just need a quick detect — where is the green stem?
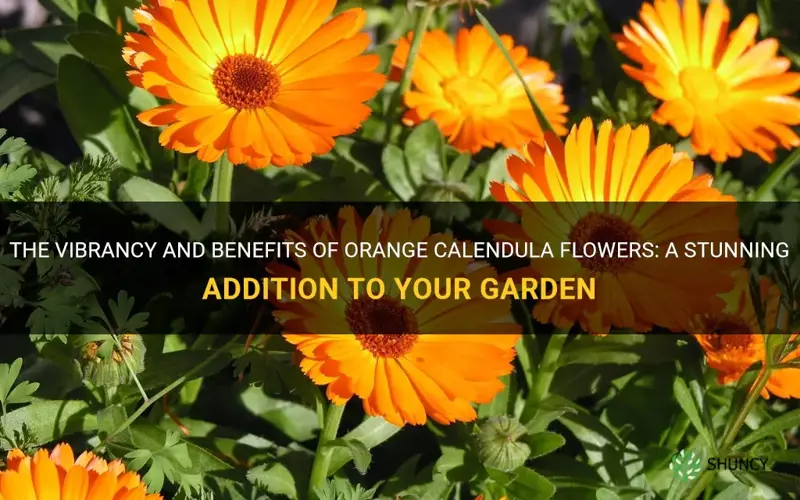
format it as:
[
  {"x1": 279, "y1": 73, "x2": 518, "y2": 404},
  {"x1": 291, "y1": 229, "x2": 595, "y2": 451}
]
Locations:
[
  {"x1": 754, "y1": 148, "x2": 800, "y2": 201},
  {"x1": 214, "y1": 155, "x2": 235, "y2": 235},
  {"x1": 384, "y1": 2, "x2": 437, "y2": 142},
  {"x1": 98, "y1": 335, "x2": 241, "y2": 448},
  {"x1": 529, "y1": 331, "x2": 569, "y2": 405},
  {"x1": 683, "y1": 367, "x2": 772, "y2": 499},
  {"x1": 309, "y1": 402, "x2": 347, "y2": 498}
]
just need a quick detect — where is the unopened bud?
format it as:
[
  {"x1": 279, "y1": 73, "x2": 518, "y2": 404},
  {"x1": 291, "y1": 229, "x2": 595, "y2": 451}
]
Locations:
[{"x1": 476, "y1": 415, "x2": 530, "y2": 472}]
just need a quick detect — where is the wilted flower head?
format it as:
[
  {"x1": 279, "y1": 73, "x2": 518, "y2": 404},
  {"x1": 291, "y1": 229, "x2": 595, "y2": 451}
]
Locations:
[{"x1": 78, "y1": 334, "x2": 146, "y2": 388}]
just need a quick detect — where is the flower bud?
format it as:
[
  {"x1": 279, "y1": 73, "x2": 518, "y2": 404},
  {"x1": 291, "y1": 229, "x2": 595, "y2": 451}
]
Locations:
[
  {"x1": 78, "y1": 334, "x2": 146, "y2": 388},
  {"x1": 476, "y1": 415, "x2": 530, "y2": 472}
]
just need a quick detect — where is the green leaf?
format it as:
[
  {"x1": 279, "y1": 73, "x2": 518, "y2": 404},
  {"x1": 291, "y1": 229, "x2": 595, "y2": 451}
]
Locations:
[
  {"x1": 382, "y1": 144, "x2": 414, "y2": 201},
  {"x1": 94, "y1": 0, "x2": 138, "y2": 32},
  {"x1": 756, "y1": 0, "x2": 773, "y2": 36},
  {"x1": 6, "y1": 381, "x2": 40, "y2": 406},
  {"x1": 6, "y1": 26, "x2": 78, "y2": 75},
  {"x1": 733, "y1": 408, "x2": 800, "y2": 451},
  {"x1": 478, "y1": 374, "x2": 512, "y2": 418},
  {"x1": 0, "y1": 400, "x2": 97, "y2": 448},
  {"x1": 0, "y1": 129, "x2": 28, "y2": 157},
  {"x1": 434, "y1": 445, "x2": 466, "y2": 478},
  {"x1": 71, "y1": 16, "x2": 158, "y2": 114},
  {"x1": 97, "y1": 404, "x2": 131, "y2": 442},
  {"x1": 526, "y1": 431, "x2": 566, "y2": 459},
  {"x1": 119, "y1": 424, "x2": 249, "y2": 499},
  {"x1": 67, "y1": 32, "x2": 127, "y2": 73},
  {"x1": 380, "y1": 455, "x2": 423, "y2": 498},
  {"x1": 525, "y1": 404, "x2": 578, "y2": 434},
  {"x1": 0, "y1": 163, "x2": 36, "y2": 200},
  {"x1": 133, "y1": 349, "x2": 233, "y2": 392},
  {"x1": 124, "y1": 430, "x2": 193, "y2": 493},
  {"x1": 487, "y1": 467, "x2": 556, "y2": 499},
  {"x1": 108, "y1": 290, "x2": 136, "y2": 329},
  {"x1": 39, "y1": 0, "x2": 82, "y2": 20},
  {"x1": 446, "y1": 152, "x2": 470, "y2": 182},
  {"x1": 126, "y1": 449, "x2": 153, "y2": 471},
  {"x1": 313, "y1": 478, "x2": 378, "y2": 500},
  {"x1": 750, "y1": 471, "x2": 800, "y2": 494},
  {"x1": 596, "y1": 488, "x2": 621, "y2": 500},
  {"x1": 57, "y1": 55, "x2": 149, "y2": 171},
  {"x1": 481, "y1": 148, "x2": 511, "y2": 199},
  {"x1": 560, "y1": 343, "x2": 642, "y2": 365},
  {"x1": 711, "y1": 482, "x2": 751, "y2": 500},
  {"x1": 181, "y1": 157, "x2": 211, "y2": 201},
  {"x1": 247, "y1": 463, "x2": 297, "y2": 499},
  {"x1": 326, "y1": 438, "x2": 372, "y2": 475},
  {"x1": 239, "y1": 386, "x2": 319, "y2": 442},
  {"x1": 766, "y1": 448, "x2": 800, "y2": 464},
  {"x1": 26, "y1": 294, "x2": 83, "y2": 335},
  {"x1": 673, "y1": 377, "x2": 715, "y2": 450},
  {"x1": 117, "y1": 176, "x2": 209, "y2": 241},
  {"x1": 0, "y1": 59, "x2": 53, "y2": 114},
  {"x1": 404, "y1": 121, "x2": 444, "y2": 185},
  {"x1": 0, "y1": 358, "x2": 24, "y2": 404},
  {"x1": 77, "y1": 12, "x2": 118, "y2": 34},
  {"x1": 328, "y1": 417, "x2": 401, "y2": 474},
  {"x1": 0, "y1": 254, "x2": 23, "y2": 305}
]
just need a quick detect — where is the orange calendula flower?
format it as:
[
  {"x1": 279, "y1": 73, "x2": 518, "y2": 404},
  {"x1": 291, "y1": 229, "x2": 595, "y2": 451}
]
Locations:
[
  {"x1": 486, "y1": 118, "x2": 742, "y2": 334},
  {"x1": 0, "y1": 443, "x2": 163, "y2": 500},
  {"x1": 124, "y1": 0, "x2": 386, "y2": 168},
  {"x1": 691, "y1": 270, "x2": 800, "y2": 399},
  {"x1": 615, "y1": 0, "x2": 800, "y2": 163},
  {"x1": 391, "y1": 26, "x2": 569, "y2": 154},
  {"x1": 270, "y1": 207, "x2": 521, "y2": 427}
]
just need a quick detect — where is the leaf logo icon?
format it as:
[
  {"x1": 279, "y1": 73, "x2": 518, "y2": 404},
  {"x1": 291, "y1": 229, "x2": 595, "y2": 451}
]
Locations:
[{"x1": 670, "y1": 449, "x2": 703, "y2": 481}]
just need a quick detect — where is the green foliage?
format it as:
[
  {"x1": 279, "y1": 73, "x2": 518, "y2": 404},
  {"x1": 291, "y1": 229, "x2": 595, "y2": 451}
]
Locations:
[
  {"x1": 326, "y1": 439, "x2": 372, "y2": 475},
  {"x1": 314, "y1": 478, "x2": 380, "y2": 500},
  {"x1": 126, "y1": 431, "x2": 193, "y2": 493},
  {"x1": 118, "y1": 176, "x2": 209, "y2": 240},
  {"x1": 0, "y1": 1, "x2": 799, "y2": 500},
  {"x1": 247, "y1": 462, "x2": 298, "y2": 498},
  {"x1": 0, "y1": 130, "x2": 34, "y2": 199},
  {"x1": 0, "y1": 359, "x2": 39, "y2": 414}
]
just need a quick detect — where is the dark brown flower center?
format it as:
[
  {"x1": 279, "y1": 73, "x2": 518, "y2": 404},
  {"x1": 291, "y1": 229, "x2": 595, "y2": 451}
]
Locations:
[
  {"x1": 569, "y1": 212, "x2": 641, "y2": 273},
  {"x1": 212, "y1": 54, "x2": 281, "y2": 110},
  {"x1": 701, "y1": 314, "x2": 756, "y2": 351},
  {"x1": 346, "y1": 297, "x2": 419, "y2": 358}
]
